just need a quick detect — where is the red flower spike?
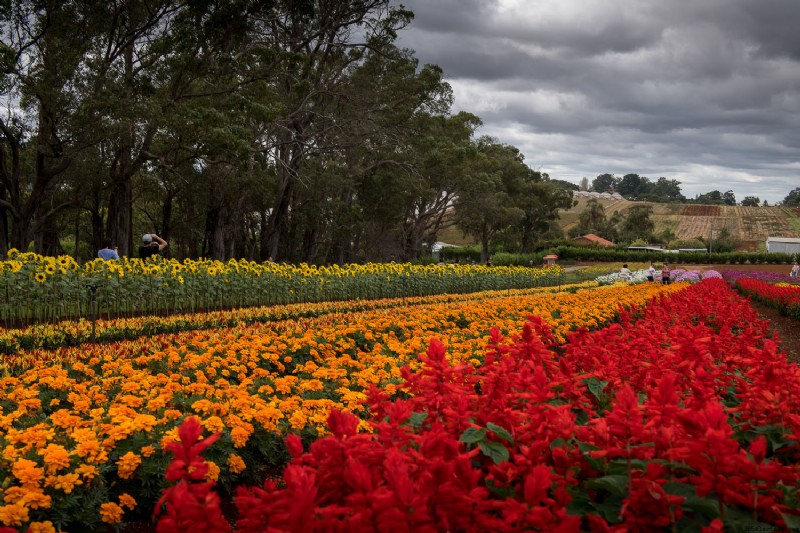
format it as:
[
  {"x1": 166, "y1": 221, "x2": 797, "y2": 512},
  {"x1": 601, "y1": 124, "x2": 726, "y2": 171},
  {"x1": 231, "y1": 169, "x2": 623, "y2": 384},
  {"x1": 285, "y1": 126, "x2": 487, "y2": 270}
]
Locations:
[
  {"x1": 750, "y1": 435, "x2": 767, "y2": 464},
  {"x1": 285, "y1": 433, "x2": 304, "y2": 458},
  {"x1": 327, "y1": 409, "x2": 359, "y2": 438}
]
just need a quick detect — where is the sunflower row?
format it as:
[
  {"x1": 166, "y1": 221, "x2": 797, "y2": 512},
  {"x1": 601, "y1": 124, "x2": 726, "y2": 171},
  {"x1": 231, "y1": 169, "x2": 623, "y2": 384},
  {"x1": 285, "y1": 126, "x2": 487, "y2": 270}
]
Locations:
[
  {"x1": 0, "y1": 282, "x2": 682, "y2": 530},
  {"x1": 1, "y1": 251, "x2": 562, "y2": 324}
]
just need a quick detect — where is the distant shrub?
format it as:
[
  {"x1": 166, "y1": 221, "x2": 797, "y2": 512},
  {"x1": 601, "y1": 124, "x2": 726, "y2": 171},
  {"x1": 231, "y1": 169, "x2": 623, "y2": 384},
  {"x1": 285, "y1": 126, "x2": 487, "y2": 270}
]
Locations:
[{"x1": 667, "y1": 238, "x2": 705, "y2": 250}]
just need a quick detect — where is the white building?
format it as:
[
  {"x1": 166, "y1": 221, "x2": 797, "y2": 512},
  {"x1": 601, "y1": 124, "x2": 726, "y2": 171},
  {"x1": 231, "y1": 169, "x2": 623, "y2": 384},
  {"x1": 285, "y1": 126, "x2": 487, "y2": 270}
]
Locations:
[{"x1": 766, "y1": 237, "x2": 800, "y2": 254}]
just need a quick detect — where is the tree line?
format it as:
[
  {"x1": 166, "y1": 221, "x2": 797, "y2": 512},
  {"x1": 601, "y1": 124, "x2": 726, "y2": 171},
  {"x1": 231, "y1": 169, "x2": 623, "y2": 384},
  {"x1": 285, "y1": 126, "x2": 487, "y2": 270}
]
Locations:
[
  {"x1": 586, "y1": 174, "x2": 800, "y2": 207},
  {"x1": 0, "y1": 0, "x2": 571, "y2": 264}
]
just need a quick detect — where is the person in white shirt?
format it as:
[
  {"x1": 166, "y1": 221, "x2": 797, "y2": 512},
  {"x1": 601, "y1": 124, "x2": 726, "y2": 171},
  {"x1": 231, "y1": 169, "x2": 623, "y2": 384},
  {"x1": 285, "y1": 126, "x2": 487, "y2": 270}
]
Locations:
[
  {"x1": 647, "y1": 261, "x2": 656, "y2": 282},
  {"x1": 619, "y1": 264, "x2": 632, "y2": 282}
]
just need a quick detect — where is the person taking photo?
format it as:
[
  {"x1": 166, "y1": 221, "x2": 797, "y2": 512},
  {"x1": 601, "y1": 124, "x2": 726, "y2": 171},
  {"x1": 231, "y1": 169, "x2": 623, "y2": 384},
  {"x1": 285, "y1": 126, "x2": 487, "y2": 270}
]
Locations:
[{"x1": 139, "y1": 233, "x2": 168, "y2": 260}]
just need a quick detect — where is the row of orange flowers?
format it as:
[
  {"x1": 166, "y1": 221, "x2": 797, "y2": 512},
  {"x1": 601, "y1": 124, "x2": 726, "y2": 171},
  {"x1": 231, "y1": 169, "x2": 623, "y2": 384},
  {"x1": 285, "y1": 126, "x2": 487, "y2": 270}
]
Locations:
[
  {"x1": 0, "y1": 281, "x2": 684, "y2": 530},
  {"x1": 1, "y1": 282, "x2": 600, "y2": 362}
]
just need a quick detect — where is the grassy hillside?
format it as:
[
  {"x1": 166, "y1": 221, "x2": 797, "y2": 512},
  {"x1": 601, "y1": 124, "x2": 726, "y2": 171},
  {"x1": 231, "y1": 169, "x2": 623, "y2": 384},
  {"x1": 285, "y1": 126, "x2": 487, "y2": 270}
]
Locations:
[
  {"x1": 559, "y1": 198, "x2": 800, "y2": 251},
  {"x1": 434, "y1": 199, "x2": 800, "y2": 252}
]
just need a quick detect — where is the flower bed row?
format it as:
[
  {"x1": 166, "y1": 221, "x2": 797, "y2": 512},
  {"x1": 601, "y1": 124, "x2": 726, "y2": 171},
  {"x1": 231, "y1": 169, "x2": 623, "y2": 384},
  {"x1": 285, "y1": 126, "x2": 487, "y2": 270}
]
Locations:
[
  {"x1": 159, "y1": 278, "x2": 800, "y2": 532},
  {"x1": 1, "y1": 251, "x2": 562, "y2": 324},
  {"x1": 0, "y1": 282, "x2": 680, "y2": 531},
  {"x1": 733, "y1": 277, "x2": 800, "y2": 319},
  {"x1": 0, "y1": 281, "x2": 602, "y2": 359},
  {"x1": 721, "y1": 269, "x2": 798, "y2": 286}
]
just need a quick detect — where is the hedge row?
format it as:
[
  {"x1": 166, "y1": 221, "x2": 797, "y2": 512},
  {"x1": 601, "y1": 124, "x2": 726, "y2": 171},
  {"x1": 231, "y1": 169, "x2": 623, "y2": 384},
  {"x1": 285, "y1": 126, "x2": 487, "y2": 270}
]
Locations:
[{"x1": 441, "y1": 246, "x2": 797, "y2": 266}]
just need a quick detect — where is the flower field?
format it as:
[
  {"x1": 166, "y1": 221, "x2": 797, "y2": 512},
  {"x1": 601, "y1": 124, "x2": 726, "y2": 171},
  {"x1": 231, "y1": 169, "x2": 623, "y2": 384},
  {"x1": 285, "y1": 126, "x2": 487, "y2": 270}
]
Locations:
[
  {"x1": 0, "y1": 281, "x2": 680, "y2": 531},
  {"x1": 733, "y1": 278, "x2": 800, "y2": 319},
  {"x1": 0, "y1": 251, "x2": 562, "y2": 324},
  {"x1": 157, "y1": 279, "x2": 800, "y2": 532},
  {"x1": 0, "y1": 281, "x2": 602, "y2": 361},
  {"x1": 1, "y1": 274, "x2": 799, "y2": 531}
]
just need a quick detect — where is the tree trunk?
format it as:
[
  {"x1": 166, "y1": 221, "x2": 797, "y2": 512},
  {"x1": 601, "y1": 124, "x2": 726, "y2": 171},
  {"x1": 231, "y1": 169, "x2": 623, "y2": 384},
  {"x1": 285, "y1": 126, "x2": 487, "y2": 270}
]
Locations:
[
  {"x1": 264, "y1": 157, "x2": 295, "y2": 261},
  {"x1": 0, "y1": 188, "x2": 8, "y2": 256}
]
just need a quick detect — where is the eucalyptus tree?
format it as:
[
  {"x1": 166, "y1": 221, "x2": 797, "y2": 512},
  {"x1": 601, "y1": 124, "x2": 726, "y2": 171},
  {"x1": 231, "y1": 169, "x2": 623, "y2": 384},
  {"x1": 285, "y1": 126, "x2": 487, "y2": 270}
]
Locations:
[
  {"x1": 248, "y1": 0, "x2": 413, "y2": 261},
  {"x1": 454, "y1": 138, "x2": 529, "y2": 263},
  {"x1": 0, "y1": 0, "x2": 191, "y2": 254},
  {"x1": 513, "y1": 174, "x2": 574, "y2": 252}
]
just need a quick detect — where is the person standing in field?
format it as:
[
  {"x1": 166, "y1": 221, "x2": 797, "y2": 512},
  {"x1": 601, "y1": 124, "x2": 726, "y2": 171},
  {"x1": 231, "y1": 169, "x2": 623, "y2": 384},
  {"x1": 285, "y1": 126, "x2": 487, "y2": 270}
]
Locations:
[
  {"x1": 647, "y1": 261, "x2": 656, "y2": 282},
  {"x1": 791, "y1": 262, "x2": 799, "y2": 278},
  {"x1": 661, "y1": 262, "x2": 671, "y2": 284},
  {"x1": 139, "y1": 233, "x2": 168, "y2": 260},
  {"x1": 97, "y1": 238, "x2": 119, "y2": 260},
  {"x1": 619, "y1": 264, "x2": 632, "y2": 282}
]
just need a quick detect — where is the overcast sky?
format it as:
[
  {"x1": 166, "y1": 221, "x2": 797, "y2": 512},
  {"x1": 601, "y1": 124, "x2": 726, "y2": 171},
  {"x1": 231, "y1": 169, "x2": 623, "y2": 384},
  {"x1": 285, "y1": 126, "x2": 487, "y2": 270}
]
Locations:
[{"x1": 394, "y1": 0, "x2": 800, "y2": 204}]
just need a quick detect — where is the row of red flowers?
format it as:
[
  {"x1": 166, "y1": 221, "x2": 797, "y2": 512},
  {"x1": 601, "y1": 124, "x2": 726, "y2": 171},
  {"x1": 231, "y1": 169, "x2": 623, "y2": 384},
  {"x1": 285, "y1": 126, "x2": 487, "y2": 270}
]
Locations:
[
  {"x1": 152, "y1": 278, "x2": 800, "y2": 532},
  {"x1": 734, "y1": 277, "x2": 800, "y2": 319}
]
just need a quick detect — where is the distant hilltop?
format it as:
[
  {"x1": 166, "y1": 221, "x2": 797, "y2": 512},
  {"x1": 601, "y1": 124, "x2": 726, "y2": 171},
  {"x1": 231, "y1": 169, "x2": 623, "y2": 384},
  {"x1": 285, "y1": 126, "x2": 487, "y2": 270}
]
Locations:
[{"x1": 559, "y1": 196, "x2": 800, "y2": 252}]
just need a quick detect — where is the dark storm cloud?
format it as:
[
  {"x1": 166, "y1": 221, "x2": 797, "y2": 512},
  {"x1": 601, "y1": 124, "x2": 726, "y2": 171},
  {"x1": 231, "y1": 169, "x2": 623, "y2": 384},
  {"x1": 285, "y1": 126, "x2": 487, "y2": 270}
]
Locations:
[{"x1": 394, "y1": 0, "x2": 800, "y2": 201}]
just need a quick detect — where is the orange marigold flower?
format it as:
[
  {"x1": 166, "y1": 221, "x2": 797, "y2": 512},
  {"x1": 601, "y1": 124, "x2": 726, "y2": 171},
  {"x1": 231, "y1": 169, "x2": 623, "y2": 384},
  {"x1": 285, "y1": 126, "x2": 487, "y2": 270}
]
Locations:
[
  {"x1": 289, "y1": 410, "x2": 307, "y2": 430},
  {"x1": 75, "y1": 464, "x2": 99, "y2": 480},
  {"x1": 2, "y1": 486, "x2": 51, "y2": 510},
  {"x1": 27, "y1": 521, "x2": 57, "y2": 533},
  {"x1": 40, "y1": 443, "x2": 71, "y2": 474},
  {"x1": 230, "y1": 426, "x2": 249, "y2": 448},
  {"x1": 119, "y1": 493, "x2": 136, "y2": 510},
  {"x1": 0, "y1": 502, "x2": 29, "y2": 527},
  {"x1": 12, "y1": 458, "x2": 44, "y2": 487},
  {"x1": 203, "y1": 416, "x2": 225, "y2": 434},
  {"x1": 227, "y1": 454, "x2": 246, "y2": 474},
  {"x1": 141, "y1": 445, "x2": 156, "y2": 458},
  {"x1": 53, "y1": 473, "x2": 82, "y2": 494},
  {"x1": 204, "y1": 461, "x2": 220, "y2": 482},
  {"x1": 116, "y1": 451, "x2": 142, "y2": 480},
  {"x1": 100, "y1": 502, "x2": 124, "y2": 524}
]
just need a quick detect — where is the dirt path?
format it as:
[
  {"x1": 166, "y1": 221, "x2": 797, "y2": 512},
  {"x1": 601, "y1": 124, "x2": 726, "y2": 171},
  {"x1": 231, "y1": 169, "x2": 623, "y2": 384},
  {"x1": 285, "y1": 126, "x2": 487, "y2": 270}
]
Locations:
[{"x1": 748, "y1": 300, "x2": 800, "y2": 364}]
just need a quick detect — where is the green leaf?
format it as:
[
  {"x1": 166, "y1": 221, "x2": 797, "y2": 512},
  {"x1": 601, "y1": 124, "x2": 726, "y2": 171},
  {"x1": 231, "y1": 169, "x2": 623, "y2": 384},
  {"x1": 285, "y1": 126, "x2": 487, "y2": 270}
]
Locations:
[
  {"x1": 681, "y1": 496, "x2": 720, "y2": 519},
  {"x1": 479, "y1": 441, "x2": 510, "y2": 464},
  {"x1": 486, "y1": 478, "x2": 516, "y2": 498},
  {"x1": 664, "y1": 482, "x2": 698, "y2": 498},
  {"x1": 406, "y1": 412, "x2": 428, "y2": 428},
  {"x1": 459, "y1": 427, "x2": 487, "y2": 444},
  {"x1": 781, "y1": 513, "x2": 800, "y2": 529},
  {"x1": 584, "y1": 377, "x2": 609, "y2": 400},
  {"x1": 586, "y1": 475, "x2": 628, "y2": 495},
  {"x1": 573, "y1": 408, "x2": 589, "y2": 426},
  {"x1": 486, "y1": 422, "x2": 513, "y2": 443}
]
